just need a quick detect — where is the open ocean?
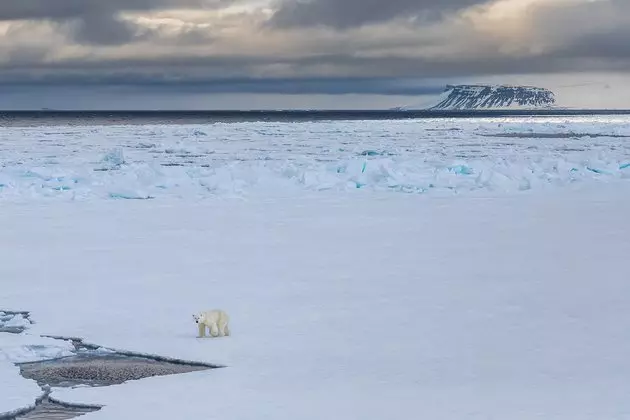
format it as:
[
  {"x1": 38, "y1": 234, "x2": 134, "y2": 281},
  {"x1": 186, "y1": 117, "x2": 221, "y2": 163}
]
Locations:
[{"x1": 2, "y1": 109, "x2": 630, "y2": 126}]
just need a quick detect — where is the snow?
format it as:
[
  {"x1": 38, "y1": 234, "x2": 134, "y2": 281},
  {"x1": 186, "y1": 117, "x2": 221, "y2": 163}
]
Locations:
[
  {"x1": 0, "y1": 333, "x2": 75, "y2": 365},
  {"x1": 1, "y1": 117, "x2": 630, "y2": 201},
  {"x1": 0, "y1": 333, "x2": 74, "y2": 415},
  {"x1": 2, "y1": 116, "x2": 630, "y2": 419},
  {"x1": 0, "y1": 312, "x2": 31, "y2": 331},
  {"x1": 0, "y1": 361, "x2": 41, "y2": 416},
  {"x1": 426, "y1": 85, "x2": 556, "y2": 110}
]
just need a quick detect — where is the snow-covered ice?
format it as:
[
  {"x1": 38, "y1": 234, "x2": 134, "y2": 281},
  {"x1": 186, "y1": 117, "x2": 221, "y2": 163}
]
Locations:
[
  {"x1": 1, "y1": 116, "x2": 630, "y2": 200},
  {"x1": 0, "y1": 361, "x2": 41, "y2": 417},
  {"x1": 2, "y1": 116, "x2": 630, "y2": 419},
  {"x1": 0, "y1": 312, "x2": 31, "y2": 333},
  {"x1": 427, "y1": 85, "x2": 557, "y2": 110},
  {"x1": 0, "y1": 333, "x2": 75, "y2": 416}
]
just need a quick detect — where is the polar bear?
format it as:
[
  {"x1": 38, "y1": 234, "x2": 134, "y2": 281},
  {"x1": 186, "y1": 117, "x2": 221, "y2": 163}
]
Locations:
[{"x1": 193, "y1": 310, "x2": 230, "y2": 338}]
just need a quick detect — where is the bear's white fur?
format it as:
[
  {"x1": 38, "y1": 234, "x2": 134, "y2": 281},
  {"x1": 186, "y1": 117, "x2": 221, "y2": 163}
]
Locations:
[{"x1": 193, "y1": 309, "x2": 230, "y2": 338}]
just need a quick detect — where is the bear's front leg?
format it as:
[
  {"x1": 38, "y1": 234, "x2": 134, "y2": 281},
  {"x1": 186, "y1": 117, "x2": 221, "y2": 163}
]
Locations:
[
  {"x1": 210, "y1": 323, "x2": 219, "y2": 337},
  {"x1": 198, "y1": 323, "x2": 206, "y2": 338}
]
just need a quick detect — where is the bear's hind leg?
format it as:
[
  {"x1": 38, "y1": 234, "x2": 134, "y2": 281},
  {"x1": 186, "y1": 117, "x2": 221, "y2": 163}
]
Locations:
[
  {"x1": 210, "y1": 323, "x2": 219, "y2": 337},
  {"x1": 198, "y1": 323, "x2": 206, "y2": 338},
  {"x1": 223, "y1": 323, "x2": 230, "y2": 336}
]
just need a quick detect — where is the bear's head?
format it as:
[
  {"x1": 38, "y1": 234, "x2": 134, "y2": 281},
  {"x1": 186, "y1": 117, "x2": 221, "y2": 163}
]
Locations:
[{"x1": 192, "y1": 313, "x2": 202, "y2": 324}]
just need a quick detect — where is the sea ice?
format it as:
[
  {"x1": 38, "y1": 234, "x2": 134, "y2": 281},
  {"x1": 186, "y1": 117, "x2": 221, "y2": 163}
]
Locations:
[
  {"x1": 1, "y1": 185, "x2": 630, "y2": 419},
  {"x1": 2, "y1": 117, "x2": 630, "y2": 419},
  {"x1": 0, "y1": 117, "x2": 629, "y2": 201}
]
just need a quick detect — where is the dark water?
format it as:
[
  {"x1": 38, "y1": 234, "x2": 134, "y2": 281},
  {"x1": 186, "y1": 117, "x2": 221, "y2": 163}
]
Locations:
[
  {"x1": 11, "y1": 351, "x2": 214, "y2": 419},
  {"x1": 20, "y1": 353, "x2": 213, "y2": 388},
  {"x1": 1, "y1": 109, "x2": 630, "y2": 126},
  {"x1": 13, "y1": 399, "x2": 99, "y2": 420}
]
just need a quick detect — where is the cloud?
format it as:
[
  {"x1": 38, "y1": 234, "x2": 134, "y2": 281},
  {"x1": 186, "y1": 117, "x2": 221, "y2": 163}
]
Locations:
[
  {"x1": 0, "y1": 0, "x2": 231, "y2": 45},
  {"x1": 270, "y1": 0, "x2": 491, "y2": 28},
  {"x1": 66, "y1": 14, "x2": 141, "y2": 45},
  {"x1": 0, "y1": 1, "x2": 215, "y2": 21},
  {"x1": 0, "y1": 0, "x2": 628, "y2": 105},
  {"x1": 528, "y1": 0, "x2": 630, "y2": 59},
  {"x1": 0, "y1": 74, "x2": 445, "y2": 95}
]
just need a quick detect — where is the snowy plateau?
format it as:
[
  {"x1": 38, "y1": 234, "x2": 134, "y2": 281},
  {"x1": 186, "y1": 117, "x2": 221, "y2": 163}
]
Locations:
[
  {"x1": 427, "y1": 84, "x2": 557, "y2": 110},
  {"x1": 2, "y1": 116, "x2": 630, "y2": 420}
]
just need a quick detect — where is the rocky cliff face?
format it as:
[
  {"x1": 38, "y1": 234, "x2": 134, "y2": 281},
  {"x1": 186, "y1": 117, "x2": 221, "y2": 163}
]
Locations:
[{"x1": 429, "y1": 85, "x2": 556, "y2": 110}]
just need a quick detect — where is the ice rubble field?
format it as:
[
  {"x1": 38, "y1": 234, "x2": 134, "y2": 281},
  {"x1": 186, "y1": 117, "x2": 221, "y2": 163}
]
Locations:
[
  {"x1": 2, "y1": 116, "x2": 630, "y2": 419},
  {"x1": 1, "y1": 116, "x2": 630, "y2": 200}
]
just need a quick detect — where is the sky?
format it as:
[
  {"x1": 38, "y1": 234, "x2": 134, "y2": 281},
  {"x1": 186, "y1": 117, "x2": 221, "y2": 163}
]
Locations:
[{"x1": 0, "y1": 0, "x2": 628, "y2": 109}]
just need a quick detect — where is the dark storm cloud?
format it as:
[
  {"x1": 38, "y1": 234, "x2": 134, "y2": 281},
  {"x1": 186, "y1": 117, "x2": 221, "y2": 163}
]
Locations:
[
  {"x1": 3, "y1": 49, "x2": 629, "y2": 94},
  {"x1": 560, "y1": 30, "x2": 630, "y2": 60},
  {"x1": 270, "y1": 0, "x2": 489, "y2": 28},
  {"x1": 1, "y1": 0, "x2": 629, "y2": 100},
  {"x1": 0, "y1": 71, "x2": 445, "y2": 95},
  {"x1": 0, "y1": 0, "x2": 214, "y2": 21},
  {"x1": 66, "y1": 13, "x2": 141, "y2": 45},
  {"x1": 0, "y1": 0, "x2": 228, "y2": 45},
  {"x1": 0, "y1": 0, "x2": 106, "y2": 20}
]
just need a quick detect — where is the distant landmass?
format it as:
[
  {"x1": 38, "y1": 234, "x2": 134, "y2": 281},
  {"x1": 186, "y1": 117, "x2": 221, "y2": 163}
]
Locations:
[{"x1": 395, "y1": 84, "x2": 557, "y2": 111}]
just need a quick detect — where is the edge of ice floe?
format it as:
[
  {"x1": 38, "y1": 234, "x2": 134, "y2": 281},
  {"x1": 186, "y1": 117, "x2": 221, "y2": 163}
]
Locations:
[
  {"x1": 0, "y1": 309, "x2": 223, "y2": 419},
  {"x1": 0, "y1": 385, "x2": 51, "y2": 420},
  {"x1": 40, "y1": 335, "x2": 225, "y2": 368},
  {"x1": 0, "y1": 386, "x2": 104, "y2": 420}
]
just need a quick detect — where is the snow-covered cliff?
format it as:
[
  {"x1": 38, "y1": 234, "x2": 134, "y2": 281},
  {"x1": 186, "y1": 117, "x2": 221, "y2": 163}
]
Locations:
[{"x1": 428, "y1": 85, "x2": 556, "y2": 110}]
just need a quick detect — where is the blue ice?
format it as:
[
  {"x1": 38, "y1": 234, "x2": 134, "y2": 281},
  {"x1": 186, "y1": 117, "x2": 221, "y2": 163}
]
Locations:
[{"x1": 448, "y1": 165, "x2": 474, "y2": 175}]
